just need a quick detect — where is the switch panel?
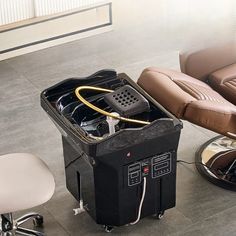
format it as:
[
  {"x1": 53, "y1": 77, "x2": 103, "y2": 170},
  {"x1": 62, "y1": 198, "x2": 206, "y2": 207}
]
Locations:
[
  {"x1": 128, "y1": 162, "x2": 141, "y2": 186},
  {"x1": 126, "y1": 152, "x2": 172, "y2": 187},
  {"x1": 151, "y1": 153, "x2": 171, "y2": 178},
  {"x1": 142, "y1": 162, "x2": 150, "y2": 176}
]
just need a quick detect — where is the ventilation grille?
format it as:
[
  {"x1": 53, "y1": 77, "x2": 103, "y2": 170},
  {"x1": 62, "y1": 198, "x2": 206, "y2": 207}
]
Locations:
[
  {"x1": 104, "y1": 85, "x2": 150, "y2": 117},
  {"x1": 112, "y1": 89, "x2": 140, "y2": 108}
]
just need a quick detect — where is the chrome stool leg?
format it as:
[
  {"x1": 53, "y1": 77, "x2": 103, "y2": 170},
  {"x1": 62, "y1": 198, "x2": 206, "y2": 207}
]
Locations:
[
  {"x1": 0, "y1": 213, "x2": 44, "y2": 236},
  {"x1": 16, "y1": 227, "x2": 44, "y2": 236},
  {"x1": 16, "y1": 213, "x2": 43, "y2": 227}
]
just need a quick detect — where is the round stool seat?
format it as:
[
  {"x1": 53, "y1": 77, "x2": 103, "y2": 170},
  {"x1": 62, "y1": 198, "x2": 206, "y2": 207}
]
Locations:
[{"x1": 0, "y1": 153, "x2": 55, "y2": 214}]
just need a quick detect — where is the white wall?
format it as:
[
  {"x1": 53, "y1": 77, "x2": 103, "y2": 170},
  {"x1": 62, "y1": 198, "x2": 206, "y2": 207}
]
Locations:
[
  {"x1": 34, "y1": 0, "x2": 106, "y2": 16},
  {"x1": 0, "y1": 0, "x2": 34, "y2": 25},
  {"x1": 113, "y1": 0, "x2": 236, "y2": 51},
  {"x1": 0, "y1": 0, "x2": 107, "y2": 25},
  {"x1": 0, "y1": 3, "x2": 112, "y2": 60}
]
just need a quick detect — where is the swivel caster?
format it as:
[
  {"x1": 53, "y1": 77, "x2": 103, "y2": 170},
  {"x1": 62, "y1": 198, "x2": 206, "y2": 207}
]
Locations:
[
  {"x1": 33, "y1": 215, "x2": 44, "y2": 227},
  {"x1": 156, "y1": 211, "x2": 165, "y2": 220},
  {"x1": 103, "y1": 225, "x2": 114, "y2": 233},
  {"x1": 3, "y1": 232, "x2": 12, "y2": 236}
]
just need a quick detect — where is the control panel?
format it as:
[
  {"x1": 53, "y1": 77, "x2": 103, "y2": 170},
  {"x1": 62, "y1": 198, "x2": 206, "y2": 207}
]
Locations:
[
  {"x1": 151, "y1": 152, "x2": 171, "y2": 178},
  {"x1": 128, "y1": 163, "x2": 141, "y2": 186},
  {"x1": 126, "y1": 152, "x2": 172, "y2": 186}
]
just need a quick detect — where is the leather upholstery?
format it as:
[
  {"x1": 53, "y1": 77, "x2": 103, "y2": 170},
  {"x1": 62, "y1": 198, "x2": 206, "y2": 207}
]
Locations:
[
  {"x1": 180, "y1": 42, "x2": 236, "y2": 81},
  {"x1": 0, "y1": 153, "x2": 55, "y2": 214},
  {"x1": 206, "y1": 149, "x2": 236, "y2": 170},
  {"x1": 208, "y1": 63, "x2": 236, "y2": 105},
  {"x1": 137, "y1": 67, "x2": 236, "y2": 137}
]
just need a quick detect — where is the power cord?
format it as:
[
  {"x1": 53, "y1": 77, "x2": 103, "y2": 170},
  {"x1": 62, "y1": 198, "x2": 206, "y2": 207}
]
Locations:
[
  {"x1": 177, "y1": 160, "x2": 210, "y2": 169},
  {"x1": 130, "y1": 177, "x2": 147, "y2": 225},
  {"x1": 131, "y1": 160, "x2": 209, "y2": 226},
  {"x1": 177, "y1": 159, "x2": 236, "y2": 178}
]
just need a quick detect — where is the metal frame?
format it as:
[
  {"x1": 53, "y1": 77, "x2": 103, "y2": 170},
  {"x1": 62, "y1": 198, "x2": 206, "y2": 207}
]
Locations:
[
  {"x1": 195, "y1": 135, "x2": 236, "y2": 191},
  {"x1": 0, "y1": 1, "x2": 113, "y2": 54},
  {"x1": 1, "y1": 212, "x2": 44, "y2": 236}
]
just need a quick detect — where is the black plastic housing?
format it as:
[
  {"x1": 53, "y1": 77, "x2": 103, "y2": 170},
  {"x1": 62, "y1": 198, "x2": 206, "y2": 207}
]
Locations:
[{"x1": 41, "y1": 70, "x2": 182, "y2": 227}]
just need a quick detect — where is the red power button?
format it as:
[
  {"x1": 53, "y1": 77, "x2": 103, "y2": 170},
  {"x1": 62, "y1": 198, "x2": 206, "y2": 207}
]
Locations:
[{"x1": 143, "y1": 166, "x2": 149, "y2": 174}]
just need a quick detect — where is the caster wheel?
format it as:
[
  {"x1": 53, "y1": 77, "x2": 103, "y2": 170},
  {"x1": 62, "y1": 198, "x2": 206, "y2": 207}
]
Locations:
[
  {"x1": 3, "y1": 232, "x2": 12, "y2": 236},
  {"x1": 103, "y1": 225, "x2": 114, "y2": 233},
  {"x1": 33, "y1": 215, "x2": 44, "y2": 227},
  {"x1": 156, "y1": 211, "x2": 165, "y2": 220}
]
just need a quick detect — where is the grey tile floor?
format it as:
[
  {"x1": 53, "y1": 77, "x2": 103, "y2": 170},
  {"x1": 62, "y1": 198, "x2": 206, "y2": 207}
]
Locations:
[{"x1": 1, "y1": 1, "x2": 236, "y2": 235}]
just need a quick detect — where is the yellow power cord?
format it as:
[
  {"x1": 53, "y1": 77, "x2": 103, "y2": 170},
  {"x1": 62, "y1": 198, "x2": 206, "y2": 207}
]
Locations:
[{"x1": 75, "y1": 86, "x2": 150, "y2": 125}]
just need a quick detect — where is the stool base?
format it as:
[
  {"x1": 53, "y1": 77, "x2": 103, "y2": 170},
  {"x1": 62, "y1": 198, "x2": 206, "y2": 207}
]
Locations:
[
  {"x1": 195, "y1": 136, "x2": 236, "y2": 191},
  {"x1": 1, "y1": 213, "x2": 44, "y2": 236}
]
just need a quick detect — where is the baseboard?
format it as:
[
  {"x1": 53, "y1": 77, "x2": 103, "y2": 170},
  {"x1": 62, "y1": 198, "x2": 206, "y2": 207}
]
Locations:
[{"x1": 0, "y1": 2, "x2": 112, "y2": 61}]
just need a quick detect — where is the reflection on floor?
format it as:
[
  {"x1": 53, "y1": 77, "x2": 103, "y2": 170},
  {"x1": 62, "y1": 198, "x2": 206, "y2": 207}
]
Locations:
[{"x1": 0, "y1": 0, "x2": 236, "y2": 235}]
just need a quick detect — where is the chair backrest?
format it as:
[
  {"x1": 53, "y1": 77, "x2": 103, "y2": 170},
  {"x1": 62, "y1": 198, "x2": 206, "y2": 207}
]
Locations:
[{"x1": 179, "y1": 41, "x2": 236, "y2": 81}]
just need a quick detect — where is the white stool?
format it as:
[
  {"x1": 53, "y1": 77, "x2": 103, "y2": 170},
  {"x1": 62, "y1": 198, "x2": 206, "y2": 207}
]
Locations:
[{"x1": 0, "y1": 153, "x2": 55, "y2": 236}]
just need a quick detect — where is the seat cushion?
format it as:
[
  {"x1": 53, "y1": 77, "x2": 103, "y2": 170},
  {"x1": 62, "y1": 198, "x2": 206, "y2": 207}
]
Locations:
[
  {"x1": 0, "y1": 153, "x2": 55, "y2": 214},
  {"x1": 208, "y1": 63, "x2": 236, "y2": 105},
  {"x1": 137, "y1": 67, "x2": 236, "y2": 137}
]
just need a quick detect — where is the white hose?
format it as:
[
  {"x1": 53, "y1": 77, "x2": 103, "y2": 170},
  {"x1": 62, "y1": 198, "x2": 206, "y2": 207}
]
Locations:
[{"x1": 130, "y1": 177, "x2": 147, "y2": 225}]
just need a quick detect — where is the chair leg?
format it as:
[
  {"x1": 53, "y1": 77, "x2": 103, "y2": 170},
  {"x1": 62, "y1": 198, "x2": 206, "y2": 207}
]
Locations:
[
  {"x1": 16, "y1": 213, "x2": 43, "y2": 227},
  {"x1": 16, "y1": 227, "x2": 44, "y2": 236},
  {"x1": 2, "y1": 232, "x2": 15, "y2": 236},
  {"x1": 1, "y1": 213, "x2": 44, "y2": 236}
]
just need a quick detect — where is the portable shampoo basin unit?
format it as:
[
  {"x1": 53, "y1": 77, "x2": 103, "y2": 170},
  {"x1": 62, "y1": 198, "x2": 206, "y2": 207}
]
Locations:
[{"x1": 41, "y1": 70, "x2": 182, "y2": 232}]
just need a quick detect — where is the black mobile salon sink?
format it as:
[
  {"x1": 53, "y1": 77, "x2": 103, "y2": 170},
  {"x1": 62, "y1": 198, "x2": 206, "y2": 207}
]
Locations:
[{"x1": 41, "y1": 70, "x2": 182, "y2": 231}]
